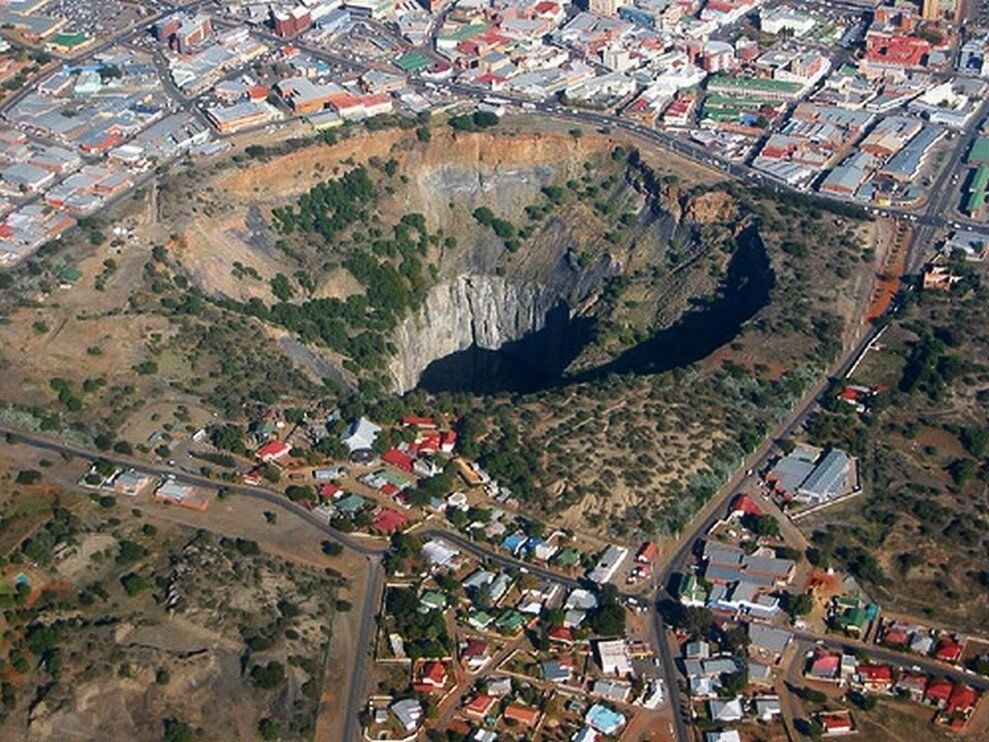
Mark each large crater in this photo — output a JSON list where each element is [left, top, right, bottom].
[[390, 225, 773, 395]]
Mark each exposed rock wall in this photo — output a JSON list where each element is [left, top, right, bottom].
[[390, 253, 618, 393], [390, 276, 553, 394]]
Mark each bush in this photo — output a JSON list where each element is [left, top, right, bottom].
[[15, 470, 42, 485], [162, 718, 192, 742], [251, 661, 286, 689], [120, 572, 149, 597], [258, 718, 278, 741], [321, 540, 343, 556]]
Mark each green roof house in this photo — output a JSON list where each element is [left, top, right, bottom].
[[495, 609, 525, 633], [419, 591, 446, 613], [554, 547, 581, 569], [334, 494, 367, 514]]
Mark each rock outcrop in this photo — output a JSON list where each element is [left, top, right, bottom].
[[389, 251, 618, 393]]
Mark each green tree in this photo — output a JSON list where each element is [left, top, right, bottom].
[[251, 661, 286, 689]]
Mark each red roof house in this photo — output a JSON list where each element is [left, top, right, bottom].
[[729, 493, 762, 517], [855, 664, 893, 691], [503, 704, 540, 727], [412, 660, 447, 693], [817, 711, 853, 734], [416, 430, 441, 454], [947, 684, 978, 715], [256, 439, 291, 462], [318, 482, 340, 498], [547, 625, 574, 644], [934, 635, 963, 663], [460, 638, 490, 668], [807, 653, 841, 681], [881, 624, 910, 647], [372, 507, 408, 533], [636, 541, 658, 564], [440, 430, 457, 453], [926, 678, 954, 707], [381, 447, 414, 472], [464, 694, 496, 717]]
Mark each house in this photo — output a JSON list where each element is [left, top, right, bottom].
[[817, 710, 854, 735], [677, 573, 708, 607], [333, 494, 367, 515], [926, 678, 954, 708], [381, 447, 415, 473], [806, 652, 841, 682], [748, 660, 774, 686], [340, 417, 380, 454], [585, 703, 626, 735], [855, 664, 893, 692], [911, 632, 935, 655], [640, 679, 664, 709], [487, 676, 511, 696], [767, 446, 853, 504], [829, 596, 875, 637], [896, 672, 928, 701], [592, 679, 630, 703], [317, 482, 340, 499], [467, 609, 494, 631], [372, 507, 408, 533], [754, 696, 782, 721], [109, 469, 153, 496], [419, 591, 446, 612], [587, 545, 628, 583], [503, 703, 540, 727], [495, 609, 526, 633], [153, 481, 209, 511], [412, 660, 447, 693], [946, 684, 978, 715], [709, 697, 744, 722], [555, 547, 582, 569], [704, 732, 741, 742], [879, 621, 910, 647], [542, 657, 574, 683], [464, 694, 496, 717], [596, 639, 632, 676], [923, 264, 962, 291], [421, 539, 459, 568], [636, 541, 657, 564], [728, 493, 762, 518], [748, 623, 791, 662], [934, 635, 964, 663], [402, 416, 436, 428], [256, 438, 291, 462], [548, 626, 575, 645], [391, 697, 423, 731], [685, 640, 711, 659], [460, 638, 490, 670]]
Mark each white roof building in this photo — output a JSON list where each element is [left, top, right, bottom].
[[595, 639, 633, 676], [340, 416, 380, 452]]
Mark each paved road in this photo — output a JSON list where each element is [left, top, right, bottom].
[[792, 630, 989, 691], [342, 555, 383, 742], [0, 424, 383, 556]]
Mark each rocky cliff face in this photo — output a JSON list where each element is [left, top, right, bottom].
[[389, 252, 618, 393]]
